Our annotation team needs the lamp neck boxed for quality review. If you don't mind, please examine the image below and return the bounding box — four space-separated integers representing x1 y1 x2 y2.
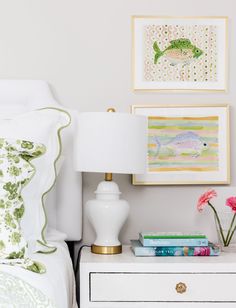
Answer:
104 107 115 183
105 173 113 181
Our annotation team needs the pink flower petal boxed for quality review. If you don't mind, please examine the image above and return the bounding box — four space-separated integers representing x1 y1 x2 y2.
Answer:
226 196 236 213
197 189 217 212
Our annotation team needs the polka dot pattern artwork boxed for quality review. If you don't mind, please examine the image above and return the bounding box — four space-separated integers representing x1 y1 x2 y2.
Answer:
144 25 217 83
133 17 227 91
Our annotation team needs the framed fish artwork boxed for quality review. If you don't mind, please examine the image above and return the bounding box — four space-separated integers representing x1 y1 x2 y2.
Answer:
131 104 230 185
132 16 228 92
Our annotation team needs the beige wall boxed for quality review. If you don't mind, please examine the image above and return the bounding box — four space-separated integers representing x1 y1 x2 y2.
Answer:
0 0 235 244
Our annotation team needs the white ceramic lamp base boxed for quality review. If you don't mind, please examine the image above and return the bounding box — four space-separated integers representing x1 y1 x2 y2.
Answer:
86 181 129 254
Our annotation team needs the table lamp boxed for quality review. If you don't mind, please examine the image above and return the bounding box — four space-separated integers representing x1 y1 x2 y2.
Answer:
74 108 147 254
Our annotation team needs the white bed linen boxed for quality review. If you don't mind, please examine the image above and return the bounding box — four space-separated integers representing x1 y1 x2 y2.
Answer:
0 239 77 308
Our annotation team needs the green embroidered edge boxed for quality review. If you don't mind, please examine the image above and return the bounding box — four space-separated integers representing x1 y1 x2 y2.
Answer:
35 107 71 254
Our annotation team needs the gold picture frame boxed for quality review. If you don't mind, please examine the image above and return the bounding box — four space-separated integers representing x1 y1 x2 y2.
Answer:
132 16 228 92
132 104 230 185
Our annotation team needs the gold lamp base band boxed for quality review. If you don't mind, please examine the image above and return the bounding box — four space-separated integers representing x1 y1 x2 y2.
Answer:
91 244 122 255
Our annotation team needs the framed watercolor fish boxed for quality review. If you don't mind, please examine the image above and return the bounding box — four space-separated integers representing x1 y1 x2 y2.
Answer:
154 132 208 159
153 38 203 66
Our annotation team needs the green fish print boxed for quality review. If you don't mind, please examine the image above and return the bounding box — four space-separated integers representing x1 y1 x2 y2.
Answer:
153 38 203 66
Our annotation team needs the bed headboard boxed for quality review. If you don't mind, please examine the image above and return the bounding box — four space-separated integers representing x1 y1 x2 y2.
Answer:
0 80 82 241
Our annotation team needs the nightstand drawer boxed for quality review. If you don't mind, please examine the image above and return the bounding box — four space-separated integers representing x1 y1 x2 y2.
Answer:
90 272 236 302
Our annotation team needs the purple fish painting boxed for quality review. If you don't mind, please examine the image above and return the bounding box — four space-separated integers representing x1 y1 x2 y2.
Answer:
148 115 219 172
154 132 208 159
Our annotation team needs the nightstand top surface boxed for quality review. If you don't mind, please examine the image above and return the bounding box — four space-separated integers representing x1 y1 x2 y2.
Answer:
81 246 236 272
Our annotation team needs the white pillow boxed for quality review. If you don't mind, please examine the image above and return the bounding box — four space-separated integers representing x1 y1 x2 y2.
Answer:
0 108 71 253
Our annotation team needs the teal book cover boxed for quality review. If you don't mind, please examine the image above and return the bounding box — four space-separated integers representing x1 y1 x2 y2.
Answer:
131 240 220 257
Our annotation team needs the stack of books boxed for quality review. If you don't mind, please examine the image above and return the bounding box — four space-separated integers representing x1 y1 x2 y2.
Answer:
131 232 220 257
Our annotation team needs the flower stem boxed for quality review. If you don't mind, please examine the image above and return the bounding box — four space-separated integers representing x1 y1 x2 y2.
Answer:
208 201 226 246
225 213 236 245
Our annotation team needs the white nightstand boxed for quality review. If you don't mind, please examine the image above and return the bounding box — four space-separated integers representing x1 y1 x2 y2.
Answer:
80 246 236 308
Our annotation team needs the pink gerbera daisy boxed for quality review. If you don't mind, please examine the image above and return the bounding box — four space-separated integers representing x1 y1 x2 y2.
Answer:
197 189 217 212
226 196 236 213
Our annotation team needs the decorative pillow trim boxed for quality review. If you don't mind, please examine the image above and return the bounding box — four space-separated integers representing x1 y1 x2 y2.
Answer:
35 107 71 253
36 240 57 254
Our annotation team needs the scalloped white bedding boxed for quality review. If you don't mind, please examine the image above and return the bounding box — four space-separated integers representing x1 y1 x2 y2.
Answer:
0 80 80 308
0 238 77 308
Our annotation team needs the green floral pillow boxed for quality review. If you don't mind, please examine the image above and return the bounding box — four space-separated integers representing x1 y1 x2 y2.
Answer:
0 138 46 273
0 108 71 255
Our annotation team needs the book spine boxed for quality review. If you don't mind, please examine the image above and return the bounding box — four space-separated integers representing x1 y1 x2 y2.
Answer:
133 246 220 257
139 234 208 247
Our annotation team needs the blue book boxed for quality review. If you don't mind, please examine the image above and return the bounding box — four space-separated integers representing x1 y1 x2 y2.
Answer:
131 240 220 257
139 233 208 247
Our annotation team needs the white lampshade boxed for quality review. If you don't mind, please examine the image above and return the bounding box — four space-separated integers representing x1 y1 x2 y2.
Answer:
74 112 147 175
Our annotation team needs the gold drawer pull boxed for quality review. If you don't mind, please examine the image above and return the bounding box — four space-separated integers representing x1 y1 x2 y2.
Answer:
175 282 187 294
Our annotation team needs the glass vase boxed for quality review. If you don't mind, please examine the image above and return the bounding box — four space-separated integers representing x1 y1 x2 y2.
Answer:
215 211 236 252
